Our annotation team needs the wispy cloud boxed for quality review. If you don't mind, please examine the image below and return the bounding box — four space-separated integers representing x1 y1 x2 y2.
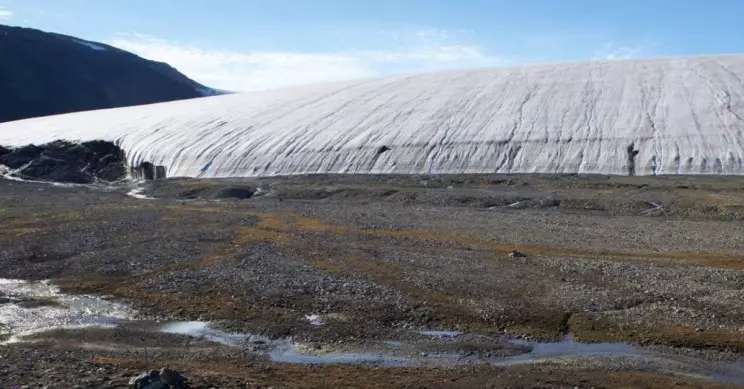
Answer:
109 30 505 92
0 6 14 19
593 43 648 60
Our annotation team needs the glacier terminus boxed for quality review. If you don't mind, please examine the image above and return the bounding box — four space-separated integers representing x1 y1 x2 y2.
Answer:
1 54 744 178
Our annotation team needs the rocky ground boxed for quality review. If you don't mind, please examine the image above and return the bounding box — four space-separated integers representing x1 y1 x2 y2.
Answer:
1 173 744 388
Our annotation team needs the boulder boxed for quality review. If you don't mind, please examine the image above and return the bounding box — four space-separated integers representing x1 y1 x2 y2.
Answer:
128 372 150 388
143 382 167 389
508 250 528 258
160 367 188 388
128 367 188 389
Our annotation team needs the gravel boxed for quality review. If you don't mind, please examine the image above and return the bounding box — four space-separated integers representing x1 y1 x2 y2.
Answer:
2 174 744 387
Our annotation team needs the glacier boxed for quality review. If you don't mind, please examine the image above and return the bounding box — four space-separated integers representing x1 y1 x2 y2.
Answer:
1 54 744 178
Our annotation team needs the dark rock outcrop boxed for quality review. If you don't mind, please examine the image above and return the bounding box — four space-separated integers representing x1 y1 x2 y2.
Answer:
0 24 223 123
132 161 167 181
0 140 126 183
627 143 640 176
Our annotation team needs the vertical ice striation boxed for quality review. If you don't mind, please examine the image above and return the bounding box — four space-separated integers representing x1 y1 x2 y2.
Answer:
1 54 744 177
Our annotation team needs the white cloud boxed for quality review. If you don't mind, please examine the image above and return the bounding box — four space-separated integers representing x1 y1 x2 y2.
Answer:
593 43 647 61
109 31 505 92
0 6 14 19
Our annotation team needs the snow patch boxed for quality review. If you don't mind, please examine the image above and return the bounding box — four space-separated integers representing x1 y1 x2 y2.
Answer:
195 86 228 97
126 185 155 200
305 314 324 326
73 39 107 51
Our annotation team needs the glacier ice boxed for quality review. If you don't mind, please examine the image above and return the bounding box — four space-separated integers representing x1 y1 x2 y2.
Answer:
1 54 744 177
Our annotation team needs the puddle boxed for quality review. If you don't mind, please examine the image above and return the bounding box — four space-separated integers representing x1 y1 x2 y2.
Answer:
150 321 744 379
502 337 639 364
268 343 411 366
502 337 744 384
0 279 136 343
159 321 253 346
418 330 462 338
157 320 410 366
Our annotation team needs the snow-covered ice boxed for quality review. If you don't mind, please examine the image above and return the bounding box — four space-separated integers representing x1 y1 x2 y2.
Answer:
2 54 744 177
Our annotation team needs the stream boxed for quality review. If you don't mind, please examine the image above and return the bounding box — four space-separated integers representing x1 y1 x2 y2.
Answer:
2 279 743 384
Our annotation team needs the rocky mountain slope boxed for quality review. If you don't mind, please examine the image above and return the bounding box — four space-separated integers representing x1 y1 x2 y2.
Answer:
2 54 744 177
0 24 219 123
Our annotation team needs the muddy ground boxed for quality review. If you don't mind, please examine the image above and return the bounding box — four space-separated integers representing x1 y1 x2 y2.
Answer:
1 173 744 388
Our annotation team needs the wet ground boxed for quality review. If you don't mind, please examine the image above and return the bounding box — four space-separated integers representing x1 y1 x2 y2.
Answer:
3 277 744 386
2 174 744 387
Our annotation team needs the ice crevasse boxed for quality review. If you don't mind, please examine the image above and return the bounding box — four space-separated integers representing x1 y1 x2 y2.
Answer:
1 54 744 177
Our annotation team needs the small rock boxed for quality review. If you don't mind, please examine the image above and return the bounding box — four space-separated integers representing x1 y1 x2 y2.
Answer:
508 250 528 258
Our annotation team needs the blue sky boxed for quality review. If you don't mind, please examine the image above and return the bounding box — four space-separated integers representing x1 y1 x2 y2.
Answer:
2 0 744 91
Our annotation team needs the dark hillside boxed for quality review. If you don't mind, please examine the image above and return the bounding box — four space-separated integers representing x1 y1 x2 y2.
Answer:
0 24 220 123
